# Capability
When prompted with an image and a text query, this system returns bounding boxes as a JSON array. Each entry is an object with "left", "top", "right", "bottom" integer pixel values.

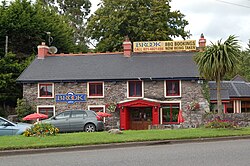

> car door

[
  {"left": 0, "top": 118, "right": 14, "bottom": 136},
  {"left": 69, "top": 111, "right": 87, "bottom": 132},
  {"left": 50, "top": 111, "right": 71, "bottom": 132}
]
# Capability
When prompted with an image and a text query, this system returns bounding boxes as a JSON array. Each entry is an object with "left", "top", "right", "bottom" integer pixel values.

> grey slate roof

[
  {"left": 209, "top": 89, "right": 230, "bottom": 101},
  {"left": 17, "top": 52, "right": 200, "bottom": 83},
  {"left": 209, "top": 81, "right": 250, "bottom": 100}
]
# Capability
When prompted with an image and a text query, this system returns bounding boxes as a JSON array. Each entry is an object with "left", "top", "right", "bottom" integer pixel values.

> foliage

[
  {"left": 15, "top": 98, "right": 34, "bottom": 121},
  {"left": 201, "top": 81, "right": 210, "bottom": 104},
  {"left": 194, "top": 35, "right": 241, "bottom": 114},
  {"left": 187, "top": 101, "right": 200, "bottom": 111},
  {"left": 204, "top": 118, "right": 238, "bottom": 129},
  {"left": 106, "top": 103, "right": 117, "bottom": 113},
  {"left": 0, "top": 0, "right": 78, "bottom": 58},
  {"left": 23, "top": 123, "right": 59, "bottom": 137},
  {"left": 86, "top": 0, "right": 190, "bottom": 52},
  {"left": 39, "top": 0, "right": 91, "bottom": 52},
  {"left": 0, "top": 52, "right": 31, "bottom": 116}
]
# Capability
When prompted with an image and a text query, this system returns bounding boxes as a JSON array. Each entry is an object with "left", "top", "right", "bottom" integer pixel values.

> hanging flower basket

[
  {"left": 106, "top": 103, "right": 117, "bottom": 113},
  {"left": 187, "top": 101, "right": 200, "bottom": 111}
]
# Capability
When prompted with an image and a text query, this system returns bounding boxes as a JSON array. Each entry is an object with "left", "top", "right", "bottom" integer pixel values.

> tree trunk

[{"left": 216, "top": 75, "right": 223, "bottom": 115}]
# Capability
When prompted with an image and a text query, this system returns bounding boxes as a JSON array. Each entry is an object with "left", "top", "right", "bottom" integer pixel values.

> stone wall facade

[
  {"left": 203, "top": 113, "right": 250, "bottom": 127},
  {"left": 23, "top": 80, "right": 209, "bottom": 129}
]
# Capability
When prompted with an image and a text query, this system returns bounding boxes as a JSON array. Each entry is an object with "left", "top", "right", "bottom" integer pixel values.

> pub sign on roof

[{"left": 133, "top": 40, "right": 196, "bottom": 52}]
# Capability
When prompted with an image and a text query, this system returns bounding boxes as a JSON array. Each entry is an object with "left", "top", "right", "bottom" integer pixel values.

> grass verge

[{"left": 0, "top": 127, "right": 250, "bottom": 150}]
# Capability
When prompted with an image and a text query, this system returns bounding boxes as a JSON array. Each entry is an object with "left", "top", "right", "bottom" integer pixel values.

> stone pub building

[{"left": 17, "top": 36, "right": 210, "bottom": 130}]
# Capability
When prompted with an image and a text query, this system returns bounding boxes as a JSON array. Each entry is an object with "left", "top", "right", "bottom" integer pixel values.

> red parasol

[
  {"left": 177, "top": 109, "right": 184, "bottom": 123},
  {"left": 23, "top": 113, "right": 48, "bottom": 121},
  {"left": 96, "top": 112, "right": 112, "bottom": 117}
]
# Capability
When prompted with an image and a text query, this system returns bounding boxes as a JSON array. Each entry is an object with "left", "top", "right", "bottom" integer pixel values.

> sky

[{"left": 90, "top": 0, "right": 250, "bottom": 50}]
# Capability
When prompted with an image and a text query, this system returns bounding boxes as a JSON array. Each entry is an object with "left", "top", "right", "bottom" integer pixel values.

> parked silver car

[
  {"left": 0, "top": 117, "right": 31, "bottom": 136},
  {"left": 42, "top": 110, "right": 104, "bottom": 132}
]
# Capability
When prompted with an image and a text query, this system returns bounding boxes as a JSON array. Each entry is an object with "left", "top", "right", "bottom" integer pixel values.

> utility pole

[{"left": 5, "top": 35, "right": 8, "bottom": 56}]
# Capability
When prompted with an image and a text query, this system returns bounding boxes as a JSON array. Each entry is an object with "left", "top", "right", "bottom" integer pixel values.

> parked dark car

[
  {"left": 0, "top": 117, "right": 31, "bottom": 136},
  {"left": 42, "top": 110, "right": 104, "bottom": 132}
]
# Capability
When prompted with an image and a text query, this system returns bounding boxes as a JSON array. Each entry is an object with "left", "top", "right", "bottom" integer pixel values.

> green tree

[
  {"left": 0, "top": 52, "right": 31, "bottom": 117},
  {"left": 194, "top": 35, "right": 241, "bottom": 114},
  {"left": 238, "top": 40, "right": 250, "bottom": 81},
  {"left": 39, "top": 0, "right": 91, "bottom": 52},
  {"left": 16, "top": 98, "right": 34, "bottom": 121},
  {"left": 0, "top": 0, "right": 77, "bottom": 59},
  {"left": 86, "top": 0, "right": 190, "bottom": 52}
]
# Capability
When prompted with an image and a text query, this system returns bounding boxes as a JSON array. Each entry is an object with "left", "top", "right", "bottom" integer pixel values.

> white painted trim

[
  {"left": 127, "top": 80, "right": 144, "bottom": 99},
  {"left": 37, "top": 105, "right": 56, "bottom": 116},
  {"left": 87, "top": 81, "right": 104, "bottom": 98},
  {"left": 37, "top": 83, "right": 54, "bottom": 99},
  {"left": 160, "top": 108, "right": 163, "bottom": 124},
  {"left": 87, "top": 105, "right": 106, "bottom": 113},
  {"left": 88, "top": 105, "right": 106, "bottom": 122},
  {"left": 164, "top": 80, "right": 181, "bottom": 98},
  {"left": 160, "top": 100, "right": 182, "bottom": 110}
]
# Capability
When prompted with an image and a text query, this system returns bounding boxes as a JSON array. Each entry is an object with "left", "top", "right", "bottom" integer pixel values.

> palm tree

[{"left": 194, "top": 35, "right": 241, "bottom": 114}]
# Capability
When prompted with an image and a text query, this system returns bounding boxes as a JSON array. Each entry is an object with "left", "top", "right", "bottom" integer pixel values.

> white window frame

[
  {"left": 88, "top": 105, "right": 106, "bottom": 122},
  {"left": 37, "top": 83, "right": 54, "bottom": 99},
  {"left": 87, "top": 82, "right": 104, "bottom": 98},
  {"left": 127, "top": 80, "right": 144, "bottom": 99},
  {"left": 37, "top": 105, "right": 56, "bottom": 117},
  {"left": 164, "top": 80, "right": 181, "bottom": 98},
  {"left": 160, "top": 100, "right": 182, "bottom": 124}
]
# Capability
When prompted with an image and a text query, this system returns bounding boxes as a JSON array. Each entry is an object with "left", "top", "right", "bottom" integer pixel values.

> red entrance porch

[{"left": 118, "top": 99, "right": 160, "bottom": 130}]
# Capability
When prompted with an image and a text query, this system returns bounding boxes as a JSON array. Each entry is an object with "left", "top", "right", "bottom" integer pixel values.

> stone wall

[
  {"left": 203, "top": 113, "right": 250, "bottom": 127},
  {"left": 23, "top": 80, "right": 209, "bottom": 129}
]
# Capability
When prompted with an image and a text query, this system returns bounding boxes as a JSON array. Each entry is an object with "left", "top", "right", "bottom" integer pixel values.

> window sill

[
  {"left": 164, "top": 95, "right": 181, "bottom": 98},
  {"left": 37, "top": 96, "right": 54, "bottom": 99},
  {"left": 88, "top": 95, "right": 104, "bottom": 99}
]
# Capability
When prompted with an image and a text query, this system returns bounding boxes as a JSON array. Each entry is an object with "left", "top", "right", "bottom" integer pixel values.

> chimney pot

[
  {"left": 198, "top": 33, "right": 206, "bottom": 51},
  {"left": 123, "top": 36, "right": 132, "bottom": 57},
  {"left": 37, "top": 42, "right": 49, "bottom": 59}
]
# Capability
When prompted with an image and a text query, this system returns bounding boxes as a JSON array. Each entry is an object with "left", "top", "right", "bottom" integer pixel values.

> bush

[
  {"left": 24, "top": 123, "right": 59, "bottom": 137},
  {"left": 204, "top": 118, "right": 238, "bottom": 129},
  {"left": 16, "top": 98, "right": 34, "bottom": 121}
]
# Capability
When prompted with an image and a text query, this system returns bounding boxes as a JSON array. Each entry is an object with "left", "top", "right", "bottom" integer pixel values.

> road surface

[{"left": 1, "top": 139, "right": 250, "bottom": 166}]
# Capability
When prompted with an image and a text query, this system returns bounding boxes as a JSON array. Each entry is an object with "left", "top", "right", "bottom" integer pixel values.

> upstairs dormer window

[
  {"left": 38, "top": 83, "right": 54, "bottom": 98},
  {"left": 165, "top": 80, "right": 181, "bottom": 97},
  {"left": 88, "top": 82, "right": 104, "bottom": 98},
  {"left": 128, "top": 81, "right": 144, "bottom": 98}
]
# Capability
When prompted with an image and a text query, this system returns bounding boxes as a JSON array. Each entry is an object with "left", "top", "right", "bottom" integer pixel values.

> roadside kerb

[{"left": 0, "top": 135, "right": 250, "bottom": 157}]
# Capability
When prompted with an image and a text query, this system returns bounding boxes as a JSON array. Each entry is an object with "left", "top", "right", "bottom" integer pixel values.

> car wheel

[{"left": 84, "top": 124, "right": 96, "bottom": 132}]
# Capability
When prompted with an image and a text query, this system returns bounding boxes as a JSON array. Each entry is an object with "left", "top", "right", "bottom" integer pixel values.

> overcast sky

[{"left": 91, "top": 0, "right": 250, "bottom": 50}]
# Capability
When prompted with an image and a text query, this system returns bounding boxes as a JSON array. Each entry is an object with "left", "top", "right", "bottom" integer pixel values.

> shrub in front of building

[
  {"left": 24, "top": 123, "right": 59, "bottom": 137},
  {"left": 204, "top": 117, "right": 238, "bottom": 129}
]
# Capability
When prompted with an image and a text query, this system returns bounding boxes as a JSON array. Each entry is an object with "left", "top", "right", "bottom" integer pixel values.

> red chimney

[
  {"left": 123, "top": 36, "right": 132, "bottom": 57},
  {"left": 37, "top": 42, "right": 49, "bottom": 59},
  {"left": 198, "top": 33, "right": 206, "bottom": 51}
]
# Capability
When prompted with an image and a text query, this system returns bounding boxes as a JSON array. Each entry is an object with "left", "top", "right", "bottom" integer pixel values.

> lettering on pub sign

[
  {"left": 56, "top": 92, "right": 86, "bottom": 104},
  {"left": 133, "top": 40, "right": 196, "bottom": 52}
]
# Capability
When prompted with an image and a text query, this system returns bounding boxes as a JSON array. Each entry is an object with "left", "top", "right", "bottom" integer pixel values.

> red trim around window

[
  {"left": 128, "top": 81, "right": 142, "bottom": 97},
  {"left": 162, "top": 103, "right": 180, "bottom": 124},
  {"left": 88, "top": 82, "right": 103, "bottom": 97},
  {"left": 166, "top": 80, "right": 180, "bottom": 96},
  {"left": 39, "top": 83, "right": 53, "bottom": 97}
]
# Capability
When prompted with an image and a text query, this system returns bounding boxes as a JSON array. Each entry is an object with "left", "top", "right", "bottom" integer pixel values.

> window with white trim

[
  {"left": 162, "top": 103, "right": 180, "bottom": 124},
  {"left": 87, "top": 82, "right": 104, "bottom": 98},
  {"left": 128, "top": 81, "right": 143, "bottom": 98},
  {"left": 37, "top": 106, "right": 55, "bottom": 118},
  {"left": 38, "top": 83, "right": 54, "bottom": 98},
  {"left": 88, "top": 105, "right": 105, "bottom": 113},
  {"left": 165, "top": 80, "right": 181, "bottom": 97}
]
